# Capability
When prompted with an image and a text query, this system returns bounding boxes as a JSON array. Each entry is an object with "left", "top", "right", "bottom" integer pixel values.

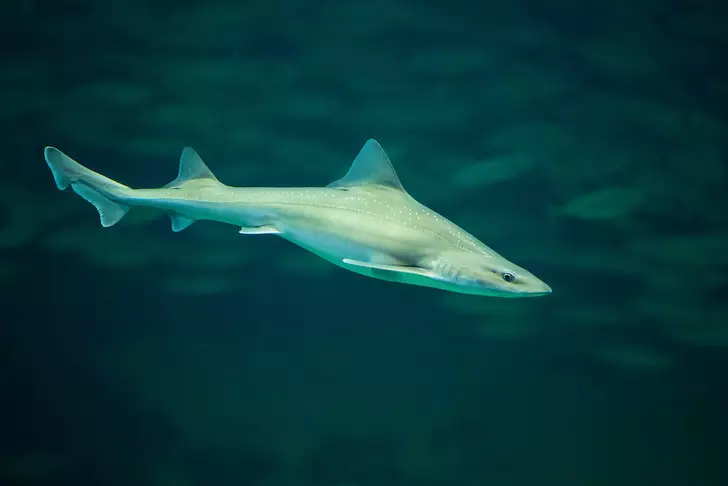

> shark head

[{"left": 423, "top": 251, "right": 552, "bottom": 297}]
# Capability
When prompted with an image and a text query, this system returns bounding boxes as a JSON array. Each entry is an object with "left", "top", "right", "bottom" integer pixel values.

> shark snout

[{"left": 528, "top": 279, "right": 552, "bottom": 296}]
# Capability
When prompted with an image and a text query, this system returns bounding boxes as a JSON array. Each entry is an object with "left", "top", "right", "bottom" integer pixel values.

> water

[{"left": 1, "top": 0, "right": 727, "bottom": 484}]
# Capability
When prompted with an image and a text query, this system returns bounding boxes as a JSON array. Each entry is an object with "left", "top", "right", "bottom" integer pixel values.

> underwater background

[{"left": 2, "top": 0, "right": 727, "bottom": 484}]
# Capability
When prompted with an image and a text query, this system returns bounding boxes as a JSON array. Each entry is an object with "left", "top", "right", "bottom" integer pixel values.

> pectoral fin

[{"left": 342, "top": 258, "right": 433, "bottom": 282}]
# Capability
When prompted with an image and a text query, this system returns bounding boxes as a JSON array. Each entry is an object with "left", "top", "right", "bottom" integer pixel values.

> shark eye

[{"left": 502, "top": 272, "right": 515, "bottom": 283}]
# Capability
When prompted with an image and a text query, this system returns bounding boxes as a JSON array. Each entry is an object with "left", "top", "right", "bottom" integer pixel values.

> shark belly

[{"left": 274, "top": 203, "right": 442, "bottom": 271}]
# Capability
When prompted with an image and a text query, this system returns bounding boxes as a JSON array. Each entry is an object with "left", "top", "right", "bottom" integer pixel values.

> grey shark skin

[{"left": 43, "top": 139, "right": 551, "bottom": 297}]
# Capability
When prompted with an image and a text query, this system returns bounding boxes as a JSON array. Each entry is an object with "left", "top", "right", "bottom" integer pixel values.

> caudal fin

[
  {"left": 44, "top": 146, "right": 78, "bottom": 190},
  {"left": 70, "top": 184, "right": 129, "bottom": 227},
  {"left": 44, "top": 146, "right": 131, "bottom": 227}
]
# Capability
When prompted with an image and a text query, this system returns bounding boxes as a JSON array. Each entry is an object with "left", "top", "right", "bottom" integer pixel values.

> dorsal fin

[
  {"left": 327, "top": 139, "right": 406, "bottom": 192},
  {"left": 165, "top": 147, "right": 218, "bottom": 188}
]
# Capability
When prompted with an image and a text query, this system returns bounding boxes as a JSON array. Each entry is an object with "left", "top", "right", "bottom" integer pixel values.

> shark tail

[{"left": 44, "top": 146, "right": 132, "bottom": 227}]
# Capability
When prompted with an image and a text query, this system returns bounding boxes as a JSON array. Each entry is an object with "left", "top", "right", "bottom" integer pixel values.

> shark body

[{"left": 43, "top": 139, "right": 551, "bottom": 297}]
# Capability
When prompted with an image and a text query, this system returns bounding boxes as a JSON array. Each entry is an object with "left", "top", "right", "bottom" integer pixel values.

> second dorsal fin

[{"left": 165, "top": 147, "right": 219, "bottom": 188}]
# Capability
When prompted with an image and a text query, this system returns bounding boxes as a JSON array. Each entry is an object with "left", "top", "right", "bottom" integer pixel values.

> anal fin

[{"left": 238, "top": 225, "right": 280, "bottom": 235}]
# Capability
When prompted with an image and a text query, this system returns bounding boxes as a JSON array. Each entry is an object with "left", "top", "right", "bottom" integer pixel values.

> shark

[{"left": 43, "top": 139, "right": 551, "bottom": 297}]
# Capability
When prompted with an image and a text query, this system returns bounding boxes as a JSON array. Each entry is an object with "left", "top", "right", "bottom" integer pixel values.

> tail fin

[
  {"left": 44, "top": 146, "right": 77, "bottom": 190},
  {"left": 71, "top": 184, "right": 129, "bottom": 227},
  {"left": 44, "top": 146, "right": 131, "bottom": 227}
]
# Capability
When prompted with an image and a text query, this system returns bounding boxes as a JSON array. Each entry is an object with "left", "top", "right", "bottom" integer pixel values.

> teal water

[{"left": 1, "top": 0, "right": 727, "bottom": 485}]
